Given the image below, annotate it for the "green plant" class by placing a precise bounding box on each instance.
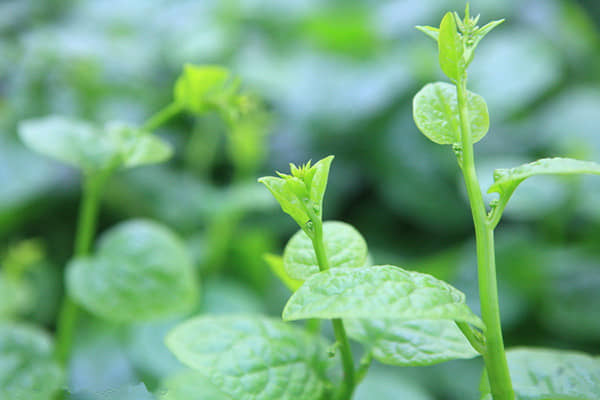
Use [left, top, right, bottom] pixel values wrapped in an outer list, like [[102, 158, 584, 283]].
[[164, 7, 600, 400], [0, 64, 267, 399]]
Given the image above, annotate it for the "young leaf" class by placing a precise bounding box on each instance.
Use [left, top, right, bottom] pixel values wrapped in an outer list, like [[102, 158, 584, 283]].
[[283, 221, 368, 280], [263, 253, 303, 292], [165, 315, 332, 400], [18, 116, 172, 173], [0, 322, 64, 400], [488, 157, 600, 196], [413, 82, 489, 145], [173, 64, 236, 115], [345, 319, 479, 367], [258, 156, 334, 231], [67, 219, 198, 322], [480, 348, 600, 400], [471, 19, 505, 51], [415, 25, 439, 41], [282, 265, 483, 329], [438, 12, 464, 81]]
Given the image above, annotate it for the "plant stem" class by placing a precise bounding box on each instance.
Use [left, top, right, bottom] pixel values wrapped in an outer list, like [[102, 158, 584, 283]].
[[310, 218, 356, 400], [456, 75, 514, 400], [55, 173, 105, 365], [142, 102, 182, 132]]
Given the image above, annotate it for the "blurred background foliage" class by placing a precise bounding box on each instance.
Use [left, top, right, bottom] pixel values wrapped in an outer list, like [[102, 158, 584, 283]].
[[1, 0, 600, 399]]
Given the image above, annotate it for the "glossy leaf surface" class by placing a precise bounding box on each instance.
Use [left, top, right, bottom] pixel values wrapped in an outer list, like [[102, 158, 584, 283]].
[[283, 221, 368, 280], [345, 319, 478, 366], [0, 323, 64, 399], [481, 348, 600, 400], [413, 82, 489, 145], [67, 220, 198, 322], [283, 265, 483, 329], [166, 315, 331, 400]]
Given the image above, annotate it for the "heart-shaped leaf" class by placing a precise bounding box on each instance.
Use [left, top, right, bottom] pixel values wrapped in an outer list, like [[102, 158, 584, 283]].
[[283, 265, 483, 329], [0, 323, 64, 400], [166, 315, 332, 400], [413, 82, 489, 145], [18, 116, 172, 173], [283, 221, 368, 280], [67, 219, 198, 322], [480, 348, 600, 400], [345, 319, 478, 366]]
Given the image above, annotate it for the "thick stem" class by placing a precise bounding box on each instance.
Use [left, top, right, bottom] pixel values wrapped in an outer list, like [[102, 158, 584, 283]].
[[310, 218, 356, 400], [456, 76, 514, 400], [142, 102, 182, 132], [55, 173, 105, 365]]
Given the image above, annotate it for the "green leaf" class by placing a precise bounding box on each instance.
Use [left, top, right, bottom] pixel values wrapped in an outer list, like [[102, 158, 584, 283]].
[[18, 116, 172, 173], [438, 12, 464, 81], [283, 221, 368, 280], [488, 157, 600, 197], [67, 219, 198, 322], [345, 319, 478, 366], [0, 275, 32, 318], [165, 315, 331, 400], [472, 19, 505, 50], [159, 371, 232, 400], [283, 265, 483, 329], [480, 348, 600, 400], [173, 64, 236, 115], [416, 25, 439, 41], [0, 322, 64, 399], [413, 82, 489, 145], [264, 253, 303, 292], [258, 156, 334, 231]]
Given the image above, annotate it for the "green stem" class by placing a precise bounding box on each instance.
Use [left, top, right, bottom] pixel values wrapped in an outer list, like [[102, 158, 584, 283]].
[[456, 75, 514, 400], [310, 218, 356, 400], [142, 102, 182, 132], [55, 173, 106, 365]]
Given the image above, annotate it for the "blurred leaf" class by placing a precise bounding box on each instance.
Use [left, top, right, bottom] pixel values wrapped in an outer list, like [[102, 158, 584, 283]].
[[283, 221, 368, 280], [173, 64, 236, 115], [66, 383, 154, 400], [438, 12, 463, 81], [202, 279, 265, 315], [166, 315, 331, 400], [413, 82, 489, 145], [345, 319, 478, 366], [67, 219, 198, 322], [0, 322, 64, 400], [480, 348, 600, 400], [0, 275, 32, 319], [283, 265, 483, 329], [18, 116, 171, 173], [158, 370, 230, 400], [264, 253, 303, 292], [354, 366, 433, 400]]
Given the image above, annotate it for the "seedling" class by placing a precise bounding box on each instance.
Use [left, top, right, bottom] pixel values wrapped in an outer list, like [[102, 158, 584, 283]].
[[165, 6, 600, 400]]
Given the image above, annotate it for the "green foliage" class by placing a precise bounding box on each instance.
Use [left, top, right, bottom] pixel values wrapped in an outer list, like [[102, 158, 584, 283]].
[[159, 371, 231, 400], [480, 348, 600, 400], [173, 64, 237, 115], [282, 265, 483, 328], [283, 221, 368, 280], [67, 219, 198, 322], [0, 323, 64, 399], [165, 315, 332, 400], [413, 82, 489, 145], [345, 319, 478, 366], [438, 12, 464, 81], [18, 116, 172, 173], [258, 156, 334, 234], [263, 253, 303, 292]]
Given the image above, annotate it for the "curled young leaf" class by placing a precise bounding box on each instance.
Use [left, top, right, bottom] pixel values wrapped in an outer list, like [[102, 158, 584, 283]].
[[18, 116, 172, 173], [480, 348, 600, 400], [438, 12, 464, 81], [165, 315, 332, 400], [282, 265, 483, 329], [0, 323, 64, 400], [258, 156, 334, 231], [345, 319, 478, 366], [413, 82, 489, 145], [283, 221, 368, 280], [67, 219, 198, 322]]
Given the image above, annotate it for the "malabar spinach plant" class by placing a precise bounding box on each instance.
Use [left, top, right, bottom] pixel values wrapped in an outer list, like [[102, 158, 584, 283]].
[[164, 7, 600, 400], [1, 64, 267, 399]]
